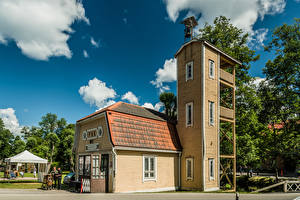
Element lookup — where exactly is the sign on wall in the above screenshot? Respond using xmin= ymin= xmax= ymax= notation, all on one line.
xmin=82 ymin=126 xmax=103 ymax=140
xmin=85 ymin=143 xmax=100 ymax=152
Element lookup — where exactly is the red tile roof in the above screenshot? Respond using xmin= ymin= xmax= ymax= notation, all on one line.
xmin=77 ymin=102 xmax=181 ymax=151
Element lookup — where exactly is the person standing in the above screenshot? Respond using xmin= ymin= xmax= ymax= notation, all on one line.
xmin=33 ymin=167 xmax=37 ymax=178
xmin=51 ymin=167 xmax=57 ymax=189
xmin=57 ymin=167 xmax=62 ymax=190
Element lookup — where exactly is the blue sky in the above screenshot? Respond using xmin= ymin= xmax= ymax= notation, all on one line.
xmin=0 ymin=0 xmax=299 ymax=135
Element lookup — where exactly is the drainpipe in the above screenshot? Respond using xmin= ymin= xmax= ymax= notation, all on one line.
xmin=112 ymin=147 xmax=117 ymax=192
xmin=178 ymin=152 xmax=182 ymax=190
xmin=201 ymin=42 xmax=206 ymax=191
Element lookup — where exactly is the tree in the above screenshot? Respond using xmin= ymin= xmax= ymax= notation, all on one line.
xmin=159 ymin=92 xmax=177 ymax=120
xmin=0 ymin=118 xmax=14 ymax=160
xmin=26 ymin=137 xmax=37 ymax=150
xmin=39 ymin=113 xmax=58 ymax=135
xmin=56 ymin=124 xmax=75 ymax=171
xmin=258 ymin=18 xmax=300 ymax=177
xmin=45 ymin=132 xmax=60 ymax=164
xmin=263 ymin=18 xmax=299 ymax=123
xmin=12 ymin=136 xmax=26 ymax=154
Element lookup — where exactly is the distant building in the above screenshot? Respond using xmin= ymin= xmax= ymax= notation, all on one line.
xmin=73 ymin=39 xmax=240 ymax=193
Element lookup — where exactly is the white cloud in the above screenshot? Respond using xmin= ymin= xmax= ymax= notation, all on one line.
xmin=121 ymin=91 xmax=139 ymax=104
xmin=0 ymin=0 xmax=89 ymax=61
xmin=0 ymin=108 xmax=22 ymax=136
xmin=90 ymin=37 xmax=99 ymax=48
xmin=249 ymin=28 xmax=269 ymax=48
xmin=79 ymin=78 xmax=117 ymax=110
xmin=163 ymin=0 xmax=285 ymax=44
xmin=252 ymin=77 xmax=266 ymax=87
xmin=142 ymin=102 xmax=163 ymax=112
xmin=83 ymin=50 xmax=89 ymax=58
xmin=151 ymin=58 xmax=177 ymax=93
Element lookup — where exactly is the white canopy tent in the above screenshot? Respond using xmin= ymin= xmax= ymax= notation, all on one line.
xmin=5 ymin=150 xmax=48 ymax=180
xmin=5 ymin=150 xmax=48 ymax=164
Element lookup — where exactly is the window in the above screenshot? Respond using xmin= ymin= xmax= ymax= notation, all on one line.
xmin=84 ymin=156 xmax=91 ymax=176
xmin=209 ymin=158 xmax=215 ymax=180
xmin=97 ymin=126 xmax=103 ymax=137
xmin=143 ymin=156 xmax=156 ymax=181
xmin=209 ymin=60 xmax=215 ymax=79
xmin=78 ymin=156 xmax=84 ymax=175
xmin=186 ymin=158 xmax=194 ymax=180
xmin=92 ymin=155 xmax=100 ymax=179
xmin=209 ymin=101 xmax=215 ymax=126
xmin=186 ymin=61 xmax=193 ymax=81
xmin=186 ymin=102 xmax=193 ymax=126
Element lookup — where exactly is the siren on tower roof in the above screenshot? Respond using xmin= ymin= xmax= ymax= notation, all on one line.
xmin=181 ymin=16 xmax=198 ymax=42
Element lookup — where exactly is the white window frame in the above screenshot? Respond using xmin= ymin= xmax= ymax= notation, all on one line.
xmin=185 ymin=61 xmax=194 ymax=81
xmin=209 ymin=101 xmax=215 ymax=126
xmin=142 ymin=155 xmax=157 ymax=182
xmin=186 ymin=102 xmax=193 ymax=127
xmin=209 ymin=59 xmax=215 ymax=79
xmin=186 ymin=158 xmax=194 ymax=180
xmin=92 ymin=155 xmax=100 ymax=179
xmin=209 ymin=158 xmax=215 ymax=180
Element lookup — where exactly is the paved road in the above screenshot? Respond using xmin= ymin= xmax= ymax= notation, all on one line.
xmin=0 ymin=189 xmax=299 ymax=200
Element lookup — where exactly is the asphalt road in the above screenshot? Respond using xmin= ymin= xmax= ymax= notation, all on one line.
xmin=0 ymin=189 xmax=299 ymax=200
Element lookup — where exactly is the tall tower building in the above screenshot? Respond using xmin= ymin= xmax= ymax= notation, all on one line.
xmin=175 ymin=39 xmax=240 ymax=191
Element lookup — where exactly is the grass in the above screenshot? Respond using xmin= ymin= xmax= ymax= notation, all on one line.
xmin=0 ymin=171 xmax=35 ymax=178
xmin=0 ymin=183 xmax=42 ymax=189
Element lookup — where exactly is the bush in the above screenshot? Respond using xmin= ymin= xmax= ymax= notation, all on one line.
xmin=50 ymin=162 xmax=59 ymax=170
xmin=237 ymin=175 xmax=277 ymax=192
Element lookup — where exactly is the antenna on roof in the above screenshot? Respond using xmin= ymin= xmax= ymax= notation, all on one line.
xmin=181 ymin=16 xmax=198 ymax=42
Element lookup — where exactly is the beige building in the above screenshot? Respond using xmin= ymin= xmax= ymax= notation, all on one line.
xmin=73 ymin=39 xmax=240 ymax=193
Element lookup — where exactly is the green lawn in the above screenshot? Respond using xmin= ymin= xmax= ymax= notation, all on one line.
xmin=0 ymin=171 xmax=35 ymax=178
xmin=0 ymin=183 xmax=42 ymax=189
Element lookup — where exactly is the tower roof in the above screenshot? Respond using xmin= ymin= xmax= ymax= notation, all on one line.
xmin=175 ymin=39 xmax=242 ymax=66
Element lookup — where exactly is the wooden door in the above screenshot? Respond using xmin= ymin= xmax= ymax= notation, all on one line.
xmin=91 ymin=154 xmax=109 ymax=193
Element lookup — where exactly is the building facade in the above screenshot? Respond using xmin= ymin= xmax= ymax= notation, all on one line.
xmin=175 ymin=39 xmax=239 ymax=191
xmin=73 ymin=40 xmax=240 ymax=193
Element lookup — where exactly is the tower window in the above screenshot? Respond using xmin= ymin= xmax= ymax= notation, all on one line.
xmin=209 ymin=158 xmax=215 ymax=180
xmin=209 ymin=101 xmax=215 ymax=126
xmin=209 ymin=60 xmax=215 ymax=79
xmin=186 ymin=102 xmax=193 ymax=127
xmin=186 ymin=61 xmax=193 ymax=81
xmin=186 ymin=158 xmax=194 ymax=180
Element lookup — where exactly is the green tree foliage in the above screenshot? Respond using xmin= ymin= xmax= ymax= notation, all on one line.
xmin=0 ymin=113 xmax=75 ymax=171
xmin=159 ymin=92 xmax=177 ymax=120
xmin=39 ymin=113 xmax=58 ymax=135
xmin=45 ymin=132 xmax=60 ymax=164
xmin=258 ymin=18 xmax=300 ymax=174
xmin=12 ymin=136 xmax=26 ymax=154
xmin=56 ymin=124 xmax=75 ymax=171
xmin=0 ymin=118 xmax=14 ymax=160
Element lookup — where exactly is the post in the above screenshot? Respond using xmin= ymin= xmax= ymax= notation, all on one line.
xmin=284 ymin=181 xmax=287 ymax=192
xmin=233 ymin=66 xmax=236 ymax=192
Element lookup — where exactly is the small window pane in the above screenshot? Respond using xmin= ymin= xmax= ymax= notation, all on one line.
xmin=145 ymin=158 xmax=149 ymax=171
xmin=150 ymin=158 xmax=154 ymax=171
xmin=187 ymin=160 xmax=191 ymax=177
xmin=209 ymin=60 xmax=215 ymax=78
